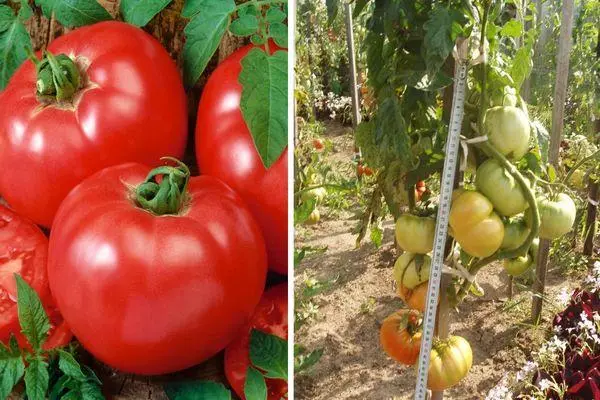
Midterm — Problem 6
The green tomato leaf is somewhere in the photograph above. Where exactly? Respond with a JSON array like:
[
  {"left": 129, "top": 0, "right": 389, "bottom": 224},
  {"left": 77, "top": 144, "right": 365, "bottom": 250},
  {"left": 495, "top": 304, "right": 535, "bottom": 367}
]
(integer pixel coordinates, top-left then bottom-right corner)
[
  {"left": 353, "top": 0, "right": 369, "bottom": 18},
  {"left": 266, "top": 7, "right": 286, "bottom": 23},
  {"left": 294, "top": 347, "right": 323, "bottom": 374},
  {"left": 422, "top": 6, "right": 466, "bottom": 74},
  {"left": 18, "top": 0, "right": 32, "bottom": 20},
  {"left": 531, "top": 120, "right": 549, "bottom": 165},
  {"left": 57, "top": 350, "right": 86, "bottom": 381},
  {"left": 164, "top": 380, "right": 231, "bottom": 400},
  {"left": 500, "top": 19, "right": 523, "bottom": 38},
  {"left": 60, "top": 390, "right": 81, "bottom": 400},
  {"left": 238, "top": 4, "right": 258, "bottom": 17},
  {"left": 230, "top": 14, "right": 258, "bottom": 36},
  {"left": 325, "top": 0, "right": 339, "bottom": 24},
  {"left": 182, "top": 0, "right": 235, "bottom": 86},
  {"left": 239, "top": 49, "right": 288, "bottom": 168},
  {"left": 15, "top": 274, "right": 50, "bottom": 351},
  {"left": 24, "top": 357, "right": 49, "bottom": 400},
  {"left": 0, "top": 5, "right": 31, "bottom": 89},
  {"left": 79, "top": 381, "right": 105, "bottom": 400},
  {"left": 251, "top": 33, "right": 265, "bottom": 45},
  {"left": 34, "top": 0, "right": 112, "bottom": 28},
  {"left": 244, "top": 367, "right": 267, "bottom": 400},
  {"left": 510, "top": 46, "right": 532, "bottom": 89},
  {"left": 120, "top": 0, "right": 172, "bottom": 27},
  {"left": 249, "top": 330, "right": 288, "bottom": 380},
  {"left": 294, "top": 197, "right": 316, "bottom": 225},
  {"left": 269, "top": 21, "right": 287, "bottom": 48},
  {"left": 370, "top": 224, "right": 383, "bottom": 248},
  {"left": 0, "top": 343, "right": 25, "bottom": 400}
]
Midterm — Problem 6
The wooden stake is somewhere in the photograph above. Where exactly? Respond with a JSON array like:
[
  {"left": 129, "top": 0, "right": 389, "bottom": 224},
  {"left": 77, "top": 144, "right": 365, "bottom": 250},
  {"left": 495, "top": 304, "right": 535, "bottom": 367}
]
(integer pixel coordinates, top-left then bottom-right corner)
[
  {"left": 531, "top": 0, "right": 575, "bottom": 323},
  {"left": 344, "top": 3, "right": 361, "bottom": 128}
]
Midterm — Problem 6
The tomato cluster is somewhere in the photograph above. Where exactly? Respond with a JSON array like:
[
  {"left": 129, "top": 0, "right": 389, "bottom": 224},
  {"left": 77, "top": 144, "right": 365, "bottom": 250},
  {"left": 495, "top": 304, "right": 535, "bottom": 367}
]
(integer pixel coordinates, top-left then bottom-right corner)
[{"left": 0, "top": 20, "right": 288, "bottom": 395}]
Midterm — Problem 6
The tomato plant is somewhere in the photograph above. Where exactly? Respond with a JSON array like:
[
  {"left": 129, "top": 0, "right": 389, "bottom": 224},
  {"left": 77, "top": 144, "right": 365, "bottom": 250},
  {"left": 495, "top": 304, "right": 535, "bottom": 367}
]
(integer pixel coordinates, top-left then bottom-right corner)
[
  {"left": 48, "top": 160, "right": 267, "bottom": 375},
  {"left": 0, "top": 21, "right": 187, "bottom": 228},
  {"left": 449, "top": 190, "right": 504, "bottom": 258},
  {"left": 395, "top": 214, "right": 435, "bottom": 254},
  {"left": 380, "top": 309, "right": 422, "bottom": 365},
  {"left": 501, "top": 217, "right": 531, "bottom": 251},
  {"left": 224, "top": 284, "right": 288, "bottom": 400},
  {"left": 195, "top": 44, "right": 288, "bottom": 276},
  {"left": 503, "top": 254, "right": 533, "bottom": 277},
  {"left": 428, "top": 336, "right": 473, "bottom": 391}
]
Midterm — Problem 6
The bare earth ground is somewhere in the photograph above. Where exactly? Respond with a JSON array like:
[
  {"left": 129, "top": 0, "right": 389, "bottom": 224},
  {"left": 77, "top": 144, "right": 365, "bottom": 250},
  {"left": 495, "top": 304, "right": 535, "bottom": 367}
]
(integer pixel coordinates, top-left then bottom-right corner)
[{"left": 294, "top": 121, "right": 583, "bottom": 400}]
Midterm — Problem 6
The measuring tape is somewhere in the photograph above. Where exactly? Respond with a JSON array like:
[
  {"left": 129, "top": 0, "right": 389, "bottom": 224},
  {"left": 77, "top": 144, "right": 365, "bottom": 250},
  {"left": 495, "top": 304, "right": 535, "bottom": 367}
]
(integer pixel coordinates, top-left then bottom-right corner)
[{"left": 414, "top": 40, "right": 469, "bottom": 400}]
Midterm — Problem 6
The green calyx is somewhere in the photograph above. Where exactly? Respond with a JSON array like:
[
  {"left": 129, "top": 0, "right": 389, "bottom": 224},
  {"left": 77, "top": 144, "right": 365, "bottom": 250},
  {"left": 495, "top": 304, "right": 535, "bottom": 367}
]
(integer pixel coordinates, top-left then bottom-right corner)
[
  {"left": 29, "top": 50, "right": 81, "bottom": 103},
  {"left": 135, "top": 158, "right": 191, "bottom": 216}
]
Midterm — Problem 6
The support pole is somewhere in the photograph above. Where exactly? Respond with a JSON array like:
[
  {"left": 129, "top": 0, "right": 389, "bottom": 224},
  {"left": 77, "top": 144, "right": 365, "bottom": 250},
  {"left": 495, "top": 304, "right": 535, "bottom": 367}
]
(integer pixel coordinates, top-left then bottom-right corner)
[
  {"left": 531, "top": 0, "right": 575, "bottom": 323},
  {"left": 344, "top": 3, "right": 361, "bottom": 128}
]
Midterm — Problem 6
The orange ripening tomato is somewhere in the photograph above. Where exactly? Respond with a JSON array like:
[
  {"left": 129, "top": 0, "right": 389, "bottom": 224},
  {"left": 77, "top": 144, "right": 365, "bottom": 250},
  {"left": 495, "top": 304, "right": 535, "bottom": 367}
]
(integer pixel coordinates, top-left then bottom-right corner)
[
  {"left": 363, "top": 167, "right": 374, "bottom": 176},
  {"left": 397, "top": 282, "right": 427, "bottom": 312},
  {"left": 380, "top": 309, "right": 422, "bottom": 365},
  {"left": 313, "top": 139, "right": 324, "bottom": 151}
]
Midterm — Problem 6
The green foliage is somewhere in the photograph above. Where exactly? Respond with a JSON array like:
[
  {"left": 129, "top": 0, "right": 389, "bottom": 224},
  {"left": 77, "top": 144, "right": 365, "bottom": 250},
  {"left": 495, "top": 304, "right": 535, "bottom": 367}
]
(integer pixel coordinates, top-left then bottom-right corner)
[
  {"left": 120, "top": 0, "right": 172, "bottom": 27},
  {"left": 0, "top": 4, "right": 32, "bottom": 89},
  {"left": 164, "top": 381, "right": 232, "bottom": 400},
  {"left": 35, "top": 0, "right": 112, "bottom": 28}
]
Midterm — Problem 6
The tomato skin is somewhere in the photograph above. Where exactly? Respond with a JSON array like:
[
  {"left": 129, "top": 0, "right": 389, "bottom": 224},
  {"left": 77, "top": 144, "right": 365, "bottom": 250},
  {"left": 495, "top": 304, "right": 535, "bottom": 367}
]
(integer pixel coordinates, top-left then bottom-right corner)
[
  {"left": 428, "top": 336, "right": 473, "bottom": 391},
  {"left": 449, "top": 190, "right": 504, "bottom": 258},
  {"left": 393, "top": 253, "right": 431, "bottom": 290},
  {"left": 395, "top": 214, "right": 435, "bottom": 254},
  {"left": 526, "top": 193, "right": 576, "bottom": 239},
  {"left": 357, "top": 164, "right": 365, "bottom": 177},
  {"left": 484, "top": 106, "right": 530, "bottom": 160},
  {"left": 313, "top": 139, "right": 324, "bottom": 150},
  {"left": 195, "top": 44, "right": 287, "bottom": 276},
  {"left": 397, "top": 282, "right": 427, "bottom": 312},
  {"left": 0, "top": 21, "right": 187, "bottom": 228},
  {"left": 503, "top": 254, "right": 533, "bottom": 276},
  {"left": 48, "top": 163, "right": 267, "bottom": 375},
  {"left": 501, "top": 217, "right": 530, "bottom": 251},
  {"left": 475, "top": 159, "right": 529, "bottom": 217},
  {"left": 363, "top": 167, "right": 374, "bottom": 176},
  {"left": 301, "top": 187, "right": 326, "bottom": 204},
  {"left": 380, "top": 309, "right": 422, "bottom": 365},
  {"left": 224, "top": 284, "right": 288, "bottom": 400}
]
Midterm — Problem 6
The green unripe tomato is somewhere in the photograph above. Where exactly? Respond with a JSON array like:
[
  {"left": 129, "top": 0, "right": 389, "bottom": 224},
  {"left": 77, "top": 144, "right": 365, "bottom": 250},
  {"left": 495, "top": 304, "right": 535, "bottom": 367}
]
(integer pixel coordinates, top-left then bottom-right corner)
[
  {"left": 305, "top": 208, "right": 320, "bottom": 225},
  {"left": 301, "top": 187, "right": 327, "bottom": 204},
  {"left": 483, "top": 106, "right": 531, "bottom": 160},
  {"left": 475, "top": 159, "right": 529, "bottom": 217},
  {"left": 529, "top": 237, "right": 539, "bottom": 263},
  {"left": 395, "top": 214, "right": 436, "bottom": 254},
  {"left": 393, "top": 253, "right": 431, "bottom": 290},
  {"left": 526, "top": 193, "right": 576, "bottom": 239},
  {"left": 490, "top": 86, "right": 518, "bottom": 107},
  {"left": 501, "top": 217, "right": 530, "bottom": 250},
  {"left": 503, "top": 254, "right": 533, "bottom": 276}
]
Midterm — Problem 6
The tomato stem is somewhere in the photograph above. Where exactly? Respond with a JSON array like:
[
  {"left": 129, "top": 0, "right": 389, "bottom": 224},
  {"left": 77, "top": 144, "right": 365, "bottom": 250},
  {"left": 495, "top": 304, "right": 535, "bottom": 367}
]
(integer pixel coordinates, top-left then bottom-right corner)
[
  {"left": 32, "top": 51, "right": 81, "bottom": 103},
  {"left": 135, "top": 158, "right": 191, "bottom": 216}
]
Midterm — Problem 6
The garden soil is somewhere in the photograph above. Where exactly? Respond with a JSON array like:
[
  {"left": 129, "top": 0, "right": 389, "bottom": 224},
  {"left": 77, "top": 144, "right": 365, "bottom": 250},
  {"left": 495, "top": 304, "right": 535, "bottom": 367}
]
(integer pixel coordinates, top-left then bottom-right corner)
[{"left": 294, "top": 121, "right": 584, "bottom": 400}]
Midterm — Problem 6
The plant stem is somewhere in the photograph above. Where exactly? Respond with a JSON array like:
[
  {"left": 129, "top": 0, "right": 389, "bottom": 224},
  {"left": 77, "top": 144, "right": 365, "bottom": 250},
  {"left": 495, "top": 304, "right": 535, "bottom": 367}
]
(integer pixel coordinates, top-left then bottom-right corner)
[{"left": 562, "top": 148, "right": 600, "bottom": 184}]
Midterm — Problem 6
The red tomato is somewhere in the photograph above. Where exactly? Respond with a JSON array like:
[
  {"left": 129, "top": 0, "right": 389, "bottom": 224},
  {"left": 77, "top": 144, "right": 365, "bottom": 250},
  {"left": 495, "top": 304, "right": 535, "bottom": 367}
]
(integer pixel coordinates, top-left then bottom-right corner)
[
  {"left": 0, "top": 205, "right": 72, "bottom": 350},
  {"left": 0, "top": 204, "right": 50, "bottom": 340},
  {"left": 0, "top": 21, "right": 187, "bottom": 228},
  {"left": 357, "top": 164, "right": 365, "bottom": 177},
  {"left": 195, "top": 44, "right": 288, "bottom": 276},
  {"left": 380, "top": 309, "right": 422, "bottom": 365},
  {"left": 363, "top": 167, "right": 374, "bottom": 176},
  {"left": 313, "top": 139, "right": 324, "bottom": 150},
  {"left": 225, "top": 284, "right": 288, "bottom": 400},
  {"left": 48, "top": 162, "right": 267, "bottom": 375}
]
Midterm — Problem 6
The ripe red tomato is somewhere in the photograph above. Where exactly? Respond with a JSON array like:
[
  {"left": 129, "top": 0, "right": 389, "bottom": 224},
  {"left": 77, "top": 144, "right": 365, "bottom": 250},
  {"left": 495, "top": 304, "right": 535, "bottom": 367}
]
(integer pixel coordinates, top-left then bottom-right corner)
[
  {"left": 195, "top": 44, "right": 287, "bottom": 276},
  {"left": 363, "top": 166, "right": 374, "bottom": 176},
  {"left": 225, "top": 284, "right": 288, "bottom": 400},
  {"left": 380, "top": 309, "right": 422, "bottom": 365},
  {"left": 48, "top": 162, "right": 267, "bottom": 375},
  {"left": 0, "top": 205, "right": 72, "bottom": 350},
  {"left": 313, "top": 139, "right": 324, "bottom": 150},
  {"left": 357, "top": 164, "right": 365, "bottom": 177},
  {"left": 0, "top": 21, "right": 187, "bottom": 228}
]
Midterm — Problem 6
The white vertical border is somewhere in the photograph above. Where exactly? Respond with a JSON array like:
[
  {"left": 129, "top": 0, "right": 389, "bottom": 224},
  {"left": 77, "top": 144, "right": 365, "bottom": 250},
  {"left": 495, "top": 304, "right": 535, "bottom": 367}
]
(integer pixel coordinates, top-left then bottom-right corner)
[{"left": 287, "top": 0, "right": 296, "bottom": 399}]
